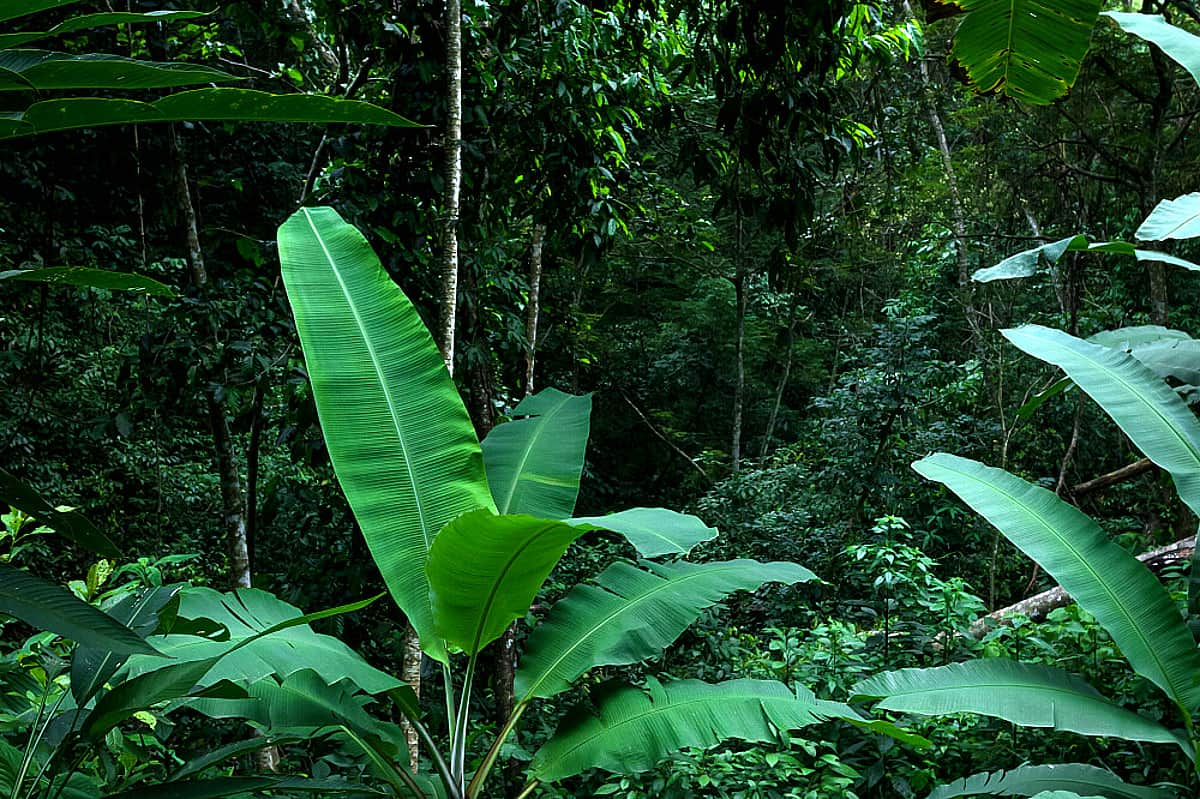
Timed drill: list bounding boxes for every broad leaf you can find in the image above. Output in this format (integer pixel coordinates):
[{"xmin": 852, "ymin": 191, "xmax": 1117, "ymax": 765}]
[
  {"xmin": 278, "ymin": 206, "xmax": 493, "ymax": 662},
  {"xmin": 1, "ymin": 266, "xmax": 174, "ymax": 295},
  {"xmin": 0, "ymin": 11, "xmax": 209, "ymax": 50},
  {"xmin": 1088, "ymin": 326, "xmax": 1189, "ymax": 350},
  {"xmin": 72, "ymin": 585, "xmax": 181, "ymax": 705},
  {"xmin": 481, "ymin": 388, "xmax": 591, "ymax": 517},
  {"xmin": 949, "ymin": 0, "xmax": 1102, "ymax": 104},
  {"xmin": 516, "ymin": 558, "xmax": 816, "ymax": 701},
  {"xmin": 1004, "ymin": 325, "xmax": 1200, "ymax": 517},
  {"xmin": 972, "ymin": 236, "xmax": 1200, "ymax": 283},
  {"xmin": 566, "ymin": 507, "xmax": 718, "ymax": 558},
  {"xmin": 0, "ymin": 0, "xmax": 81, "ymax": 24},
  {"xmin": 928, "ymin": 763, "xmax": 1172, "ymax": 799},
  {"xmin": 851, "ymin": 658, "xmax": 1188, "ymax": 753},
  {"xmin": 0, "ymin": 89, "xmax": 420, "ymax": 140},
  {"xmin": 913, "ymin": 453, "xmax": 1200, "ymax": 717},
  {"xmin": 1136, "ymin": 192, "xmax": 1200, "ymax": 241},
  {"xmin": 428, "ymin": 510, "xmax": 586, "ymax": 654},
  {"xmin": 170, "ymin": 733, "xmax": 305, "ymax": 781},
  {"xmin": 124, "ymin": 587, "xmax": 399, "ymax": 694},
  {"xmin": 0, "ymin": 50, "xmax": 234, "ymax": 92},
  {"xmin": 0, "ymin": 466, "xmax": 119, "ymax": 555},
  {"xmin": 529, "ymin": 677, "xmax": 830, "ymax": 781},
  {"xmin": 103, "ymin": 777, "xmax": 280, "ymax": 799},
  {"xmin": 1105, "ymin": 12, "xmax": 1200, "ymax": 87},
  {"xmin": 0, "ymin": 564, "xmax": 158, "ymax": 655}
]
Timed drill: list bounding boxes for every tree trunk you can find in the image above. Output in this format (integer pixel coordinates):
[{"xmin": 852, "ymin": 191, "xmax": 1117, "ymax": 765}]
[
  {"xmin": 523, "ymin": 224, "xmax": 545, "ymax": 397},
  {"xmin": 208, "ymin": 397, "xmax": 251, "ymax": 590},
  {"xmin": 730, "ymin": 178, "xmax": 746, "ymax": 474},
  {"xmin": 760, "ymin": 304, "xmax": 800, "ymax": 459},
  {"xmin": 170, "ymin": 126, "xmax": 207, "ymax": 288},
  {"xmin": 437, "ymin": 0, "xmax": 464, "ymax": 371}
]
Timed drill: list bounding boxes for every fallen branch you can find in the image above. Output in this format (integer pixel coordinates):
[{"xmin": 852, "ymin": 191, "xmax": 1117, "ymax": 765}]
[
  {"xmin": 968, "ymin": 534, "xmax": 1195, "ymax": 638},
  {"xmin": 1070, "ymin": 458, "xmax": 1155, "ymax": 499}
]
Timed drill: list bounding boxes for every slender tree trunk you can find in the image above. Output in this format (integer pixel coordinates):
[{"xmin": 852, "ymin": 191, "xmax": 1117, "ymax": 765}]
[
  {"xmin": 523, "ymin": 224, "xmax": 545, "ymax": 397},
  {"xmin": 246, "ymin": 381, "xmax": 267, "ymax": 575},
  {"xmin": 438, "ymin": 0, "xmax": 464, "ymax": 370},
  {"xmin": 208, "ymin": 398, "xmax": 251, "ymax": 590},
  {"xmin": 170, "ymin": 126, "xmax": 208, "ymax": 288},
  {"xmin": 760, "ymin": 304, "xmax": 800, "ymax": 460},
  {"xmin": 730, "ymin": 176, "xmax": 746, "ymax": 474}
]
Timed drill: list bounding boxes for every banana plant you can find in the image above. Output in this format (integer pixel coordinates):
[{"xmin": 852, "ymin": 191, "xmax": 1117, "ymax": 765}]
[
  {"xmin": 852, "ymin": 325, "xmax": 1200, "ymax": 798},
  {"xmin": 276, "ymin": 206, "xmax": 909, "ymax": 798}
]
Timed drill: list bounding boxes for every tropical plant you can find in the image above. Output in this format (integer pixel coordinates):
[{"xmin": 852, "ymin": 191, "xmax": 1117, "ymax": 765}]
[{"xmin": 274, "ymin": 205, "xmax": 917, "ymax": 798}]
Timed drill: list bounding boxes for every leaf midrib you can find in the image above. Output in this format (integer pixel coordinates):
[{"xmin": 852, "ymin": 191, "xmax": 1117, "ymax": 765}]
[{"xmin": 496, "ymin": 392, "xmax": 572, "ymax": 515}]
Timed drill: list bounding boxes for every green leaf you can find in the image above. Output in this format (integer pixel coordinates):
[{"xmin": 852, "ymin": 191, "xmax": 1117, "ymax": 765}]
[
  {"xmin": 912, "ymin": 453, "xmax": 1200, "ymax": 717},
  {"xmin": 927, "ymin": 763, "xmax": 1173, "ymax": 799},
  {"xmin": 0, "ymin": 50, "xmax": 234, "ymax": 92},
  {"xmin": 1136, "ymin": 192, "xmax": 1200, "ymax": 241},
  {"xmin": 1028, "ymin": 793, "xmax": 1107, "ymax": 799},
  {"xmin": 0, "ymin": 466, "xmax": 120, "ymax": 555},
  {"xmin": 0, "ymin": 88, "xmax": 421, "ymax": 140},
  {"xmin": 103, "ymin": 777, "xmax": 279, "ymax": 799},
  {"xmin": 516, "ymin": 558, "xmax": 816, "ymax": 701},
  {"xmin": 169, "ymin": 734, "xmax": 306, "ymax": 781},
  {"xmin": 0, "ymin": 0, "xmax": 81, "ymax": 25},
  {"xmin": 0, "ymin": 267, "xmax": 174, "ymax": 296},
  {"xmin": 851, "ymin": 658, "xmax": 1189, "ymax": 753},
  {"xmin": 0, "ymin": 564, "xmax": 158, "ymax": 655},
  {"xmin": 0, "ymin": 11, "xmax": 210, "ymax": 50},
  {"xmin": 428, "ymin": 510, "xmax": 585, "ymax": 654},
  {"xmin": 278, "ymin": 206, "xmax": 493, "ymax": 663},
  {"xmin": 481, "ymin": 388, "xmax": 592, "ymax": 517},
  {"xmin": 529, "ymin": 677, "xmax": 830, "ymax": 781},
  {"xmin": 1004, "ymin": 325, "xmax": 1200, "ymax": 517},
  {"xmin": 72, "ymin": 585, "xmax": 181, "ymax": 706},
  {"xmin": 566, "ymin": 507, "xmax": 718, "ymax": 558},
  {"xmin": 125, "ymin": 587, "xmax": 399, "ymax": 694},
  {"xmin": 972, "ymin": 236, "xmax": 1200, "ymax": 283},
  {"xmin": 949, "ymin": 0, "xmax": 1102, "ymax": 104},
  {"xmin": 1087, "ymin": 326, "xmax": 1189, "ymax": 349},
  {"xmin": 1105, "ymin": 12, "xmax": 1200, "ymax": 87}
]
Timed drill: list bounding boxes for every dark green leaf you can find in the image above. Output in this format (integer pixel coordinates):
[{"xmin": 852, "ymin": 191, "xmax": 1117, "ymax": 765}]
[
  {"xmin": 0, "ymin": 11, "xmax": 210, "ymax": 50},
  {"xmin": 0, "ymin": 267, "xmax": 174, "ymax": 296},
  {"xmin": 0, "ymin": 466, "xmax": 119, "ymax": 556},
  {"xmin": 0, "ymin": 50, "xmax": 234, "ymax": 91},
  {"xmin": 928, "ymin": 763, "xmax": 1172, "ymax": 799}
]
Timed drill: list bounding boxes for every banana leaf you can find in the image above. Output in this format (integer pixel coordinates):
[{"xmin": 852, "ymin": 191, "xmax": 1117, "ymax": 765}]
[
  {"xmin": 1105, "ymin": 12, "xmax": 1200, "ymax": 87},
  {"xmin": 0, "ymin": 11, "xmax": 209, "ymax": 50},
  {"xmin": 1135, "ymin": 192, "xmax": 1200, "ymax": 241},
  {"xmin": 1, "ymin": 266, "xmax": 174, "ymax": 296},
  {"xmin": 0, "ymin": 50, "xmax": 234, "ymax": 92},
  {"xmin": 565, "ymin": 507, "xmax": 718, "ymax": 558},
  {"xmin": 928, "ymin": 763, "xmax": 1172, "ymax": 799}
]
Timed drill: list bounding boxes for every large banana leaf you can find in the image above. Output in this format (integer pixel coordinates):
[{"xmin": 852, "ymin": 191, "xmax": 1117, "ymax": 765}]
[
  {"xmin": 948, "ymin": 0, "xmax": 1102, "ymax": 104},
  {"xmin": 927, "ymin": 764, "xmax": 1173, "ymax": 799},
  {"xmin": 0, "ymin": 564, "xmax": 158, "ymax": 655},
  {"xmin": 0, "ymin": 466, "xmax": 119, "ymax": 555},
  {"xmin": 913, "ymin": 453, "xmax": 1200, "ymax": 717},
  {"xmin": 123, "ymin": 587, "xmax": 399, "ymax": 694},
  {"xmin": 0, "ymin": 50, "xmax": 234, "ymax": 92},
  {"xmin": 0, "ymin": 89, "xmax": 420, "ymax": 140},
  {"xmin": 481, "ymin": 388, "xmax": 591, "ymax": 517},
  {"xmin": 278, "ymin": 207, "xmax": 494, "ymax": 662},
  {"xmin": 972, "ymin": 236, "xmax": 1199, "ymax": 283},
  {"xmin": 566, "ymin": 507, "xmax": 718, "ymax": 558},
  {"xmin": 851, "ymin": 659, "xmax": 1189, "ymax": 753},
  {"xmin": 529, "ymin": 677, "xmax": 830, "ymax": 781},
  {"xmin": 427, "ymin": 510, "xmax": 586, "ymax": 654},
  {"xmin": 1088, "ymin": 326, "xmax": 1189, "ymax": 349},
  {"xmin": 1105, "ymin": 12, "xmax": 1200, "ymax": 87},
  {"xmin": 1004, "ymin": 325, "xmax": 1200, "ymax": 516},
  {"xmin": 515, "ymin": 558, "xmax": 816, "ymax": 701},
  {"xmin": 1136, "ymin": 192, "xmax": 1200, "ymax": 241},
  {"xmin": 1, "ymin": 266, "xmax": 174, "ymax": 295},
  {"xmin": 71, "ymin": 584, "xmax": 180, "ymax": 705},
  {"xmin": 0, "ymin": 11, "xmax": 209, "ymax": 50}
]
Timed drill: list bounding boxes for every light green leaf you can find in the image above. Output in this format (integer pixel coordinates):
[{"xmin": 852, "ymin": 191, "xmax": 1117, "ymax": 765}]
[
  {"xmin": 0, "ymin": 50, "xmax": 234, "ymax": 92},
  {"xmin": 1, "ymin": 266, "xmax": 174, "ymax": 296},
  {"xmin": 529, "ymin": 677, "xmax": 830, "ymax": 781},
  {"xmin": 928, "ymin": 763, "xmax": 1172, "ymax": 799},
  {"xmin": 851, "ymin": 658, "xmax": 1189, "ymax": 753},
  {"xmin": 481, "ymin": 388, "xmax": 591, "ymax": 517},
  {"xmin": 0, "ymin": 88, "xmax": 420, "ymax": 140},
  {"xmin": 1105, "ymin": 12, "xmax": 1200, "ymax": 87},
  {"xmin": 1004, "ymin": 325, "xmax": 1200, "ymax": 517},
  {"xmin": 566, "ymin": 507, "xmax": 718, "ymax": 558},
  {"xmin": 950, "ymin": 0, "xmax": 1101, "ymax": 104},
  {"xmin": 428, "ymin": 510, "xmax": 586, "ymax": 654},
  {"xmin": 972, "ymin": 236, "xmax": 1199, "ymax": 283},
  {"xmin": 913, "ymin": 453, "xmax": 1200, "ymax": 717},
  {"xmin": 1136, "ymin": 192, "xmax": 1200, "ymax": 241},
  {"xmin": 0, "ymin": 11, "xmax": 210, "ymax": 50},
  {"xmin": 516, "ymin": 558, "xmax": 816, "ymax": 702},
  {"xmin": 1087, "ymin": 326, "xmax": 1189, "ymax": 349},
  {"xmin": 0, "ymin": 466, "xmax": 120, "ymax": 555},
  {"xmin": 0, "ymin": 564, "xmax": 159, "ymax": 655},
  {"xmin": 278, "ymin": 206, "xmax": 493, "ymax": 663}
]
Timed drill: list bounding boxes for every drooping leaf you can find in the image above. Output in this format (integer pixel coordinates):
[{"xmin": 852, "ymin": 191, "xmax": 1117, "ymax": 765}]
[
  {"xmin": 0, "ymin": 0, "xmax": 81, "ymax": 25},
  {"xmin": 1004, "ymin": 325, "xmax": 1200, "ymax": 517},
  {"xmin": 927, "ymin": 763, "xmax": 1172, "ymax": 799},
  {"xmin": 481, "ymin": 388, "xmax": 591, "ymax": 517},
  {"xmin": 851, "ymin": 658, "xmax": 1189, "ymax": 753},
  {"xmin": 529, "ymin": 677, "xmax": 830, "ymax": 781},
  {"xmin": 1136, "ymin": 192, "xmax": 1200, "ymax": 241},
  {"xmin": 102, "ymin": 777, "xmax": 280, "ymax": 799},
  {"xmin": 278, "ymin": 206, "xmax": 493, "ymax": 663},
  {"xmin": 913, "ymin": 453, "xmax": 1200, "ymax": 717},
  {"xmin": 566, "ymin": 507, "xmax": 718, "ymax": 558},
  {"xmin": 72, "ymin": 585, "xmax": 181, "ymax": 705},
  {"xmin": 972, "ymin": 236, "xmax": 1200, "ymax": 283},
  {"xmin": 124, "ymin": 587, "xmax": 399, "ymax": 694},
  {"xmin": 0, "ymin": 564, "xmax": 158, "ymax": 655},
  {"xmin": 948, "ymin": 0, "xmax": 1102, "ymax": 104},
  {"xmin": 1015, "ymin": 378, "xmax": 1072, "ymax": 422},
  {"xmin": 0, "ymin": 88, "xmax": 421, "ymax": 140},
  {"xmin": 0, "ymin": 50, "xmax": 235, "ymax": 92},
  {"xmin": 169, "ymin": 734, "xmax": 306, "ymax": 781},
  {"xmin": 428, "ymin": 510, "xmax": 586, "ymax": 655},
  {"xmin": 0, "ymin": 467, "xmax": 119, "ymax": 555},
  {"xmin": 0, "ymin": 266, "xmax": 174, "ymax": 295},
  {"xmin": 1087, "ymin": 326, "xmax": 1189, "ymax": 350},
  {"xmin": 1027, "ymin": 793, "xmax": 1107, "ymax": 799},
  {"xmin": 0, "ymin": 11, "xmax": 210, "ymax": 50},
  {"xmin": 516, "ymin": 559, "xmax": 816, "ymax": 701},
  {"xmin": 1105, "ymin": 12, "xmax": 1200, "ymax": 87}
]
